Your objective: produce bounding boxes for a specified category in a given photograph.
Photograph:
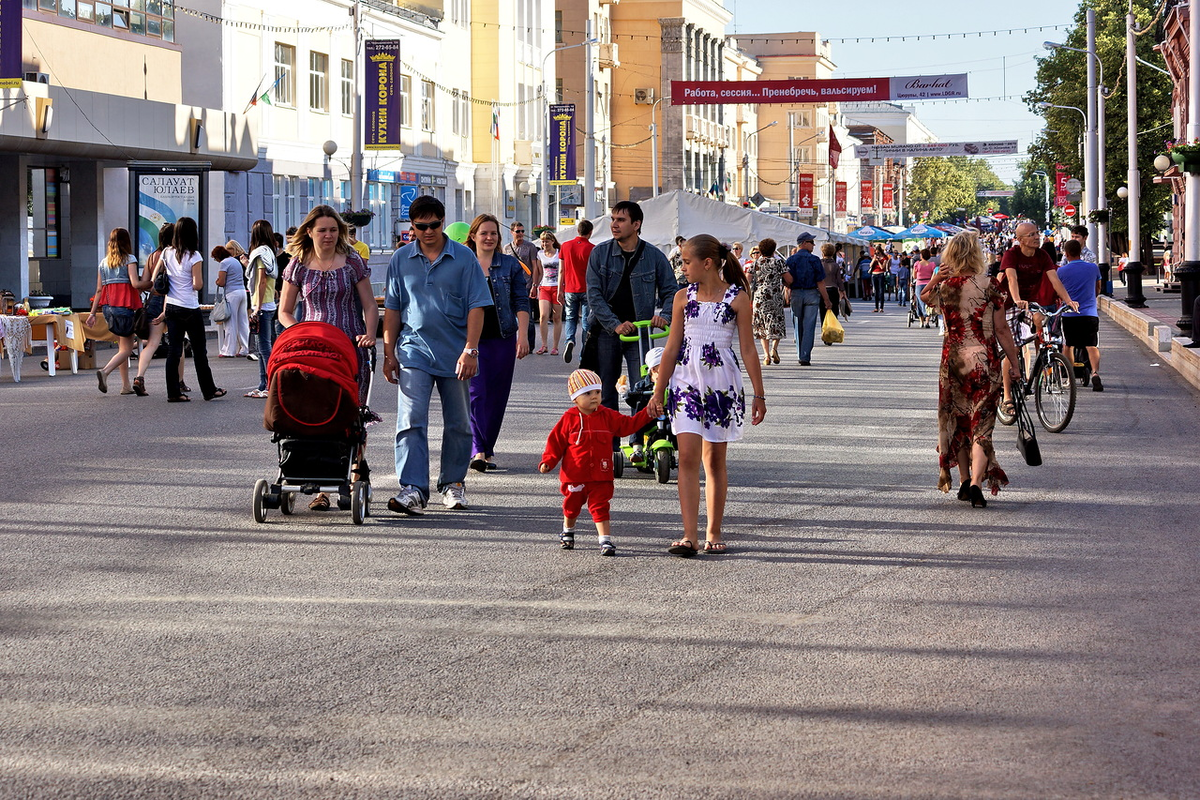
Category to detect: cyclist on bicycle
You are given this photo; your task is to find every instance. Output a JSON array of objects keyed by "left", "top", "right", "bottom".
[
  {"left": 999, "top": 222, "right": 1079, "bottom": 413},
  {"left": 1058, "top": 238, "right": 1104, "bottom": 392}
]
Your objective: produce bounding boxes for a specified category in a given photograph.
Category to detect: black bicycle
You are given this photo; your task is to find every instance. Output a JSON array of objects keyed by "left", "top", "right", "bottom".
[{"left": 996, "top": 303, "right": 1076, "bottom": 433}]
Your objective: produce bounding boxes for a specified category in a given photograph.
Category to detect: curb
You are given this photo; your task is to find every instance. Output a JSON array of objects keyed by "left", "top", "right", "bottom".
[{"left": 1100, "top": 295, "right": 1200, "bottom": 392}]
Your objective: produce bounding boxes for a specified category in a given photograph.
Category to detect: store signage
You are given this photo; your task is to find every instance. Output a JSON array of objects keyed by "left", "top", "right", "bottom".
[
  {"left": 671, "top": 73, "right": 967, "bottom": 105},
  {"left": 861, "top": 179, "right": 874, "bottom": 212},
  {"left": 368, "top": 170, "right": 419, "bottom": 184},
  {"left": 1055, "top": 164, "right": 1069, "bottom": 207},
  {"left": 976, "top": 190, "right": 1015, "bottom": 197},
  {"left": 0, "top": 0, "right": 21, "bottom": 88},
  {"left": 882, "top": 183, "right": 894, "bottom": 212},
  {"left": 417, "top": 174, "right": 448, "bottom": 187},
  {"left": 548, "top": 103, "right": 577, "bottom": 186},
  {"left": 835, "top": 182, "right": 847, "bottom": 216},
  {"left": 798, "top": 174, "right": 814, "bottom": 214},
  {"left": 853, "top": 139, "right": 1016, "bottom": 159},
  {"left": 130, "top": 165, "right": 208, "bottom": 267},
  {"left": 365, "top": 40, "right": 401, "bottom": 150}
]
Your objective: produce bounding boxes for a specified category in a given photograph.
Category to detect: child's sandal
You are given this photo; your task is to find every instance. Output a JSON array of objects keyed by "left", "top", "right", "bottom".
[{"left": 560, "top": 532, "right": 575, "bottom": 550}]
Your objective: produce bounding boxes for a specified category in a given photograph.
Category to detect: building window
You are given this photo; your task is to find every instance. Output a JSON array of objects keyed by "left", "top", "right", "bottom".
[
  {"left": 366, "top": 183, "right": 392, "bottom": 251},
  {"left": 555, "top": 10, "right": 562, "bottom": 43},
  {"left": 28, "top": 168, "right": 60, "bottom": 259},
  {"left": 340, "top": 59, "right": 354, "bottom": 116},
  {"left": 399, "top": 74, "right": 411, "bottom": 127},
  {"left": 421, "top": 79, "right": 434, "bottom": 132},
  {"left": 274, "top": 43, "right": 296, "bottom": 107},
  {"left": 309, "top": 51, "right": 328, "bottom": 112}
]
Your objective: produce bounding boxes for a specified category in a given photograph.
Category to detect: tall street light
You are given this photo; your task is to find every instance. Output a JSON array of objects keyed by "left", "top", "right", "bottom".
[
  {"left": 742, "top": 120, "right": 777, "bottom": 207},
  {"left": 1040, "top": 101, "right": 1088, "bottom": 227},
  {"left": 1045, "top": 30, "right": 1109, "bottom": 286},
  {"left": 1031, "top": 169, "right": 1051, "bottom": 228},
  {"left": 539, "top": 36, "right": 599, "bottom": 228}
]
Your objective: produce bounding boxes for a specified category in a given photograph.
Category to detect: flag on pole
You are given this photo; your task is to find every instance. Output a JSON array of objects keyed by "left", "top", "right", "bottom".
[
  {"left": 828, "top": 126, "right": 842, "bottom": 169},
  {"left": 491, "top": 107, "right": 500, "bottom": 141},
  {"left": 245, "top": 74, "right": 284, "bottom": 114}
]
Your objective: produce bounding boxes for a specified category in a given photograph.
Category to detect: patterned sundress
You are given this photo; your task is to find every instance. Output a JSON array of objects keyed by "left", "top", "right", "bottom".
[
  {"left": 282, "top": 252, "right": 372, "bottom": 405},
  {"left": 666, "top": 283, "right": 745, "bottom": 443}
]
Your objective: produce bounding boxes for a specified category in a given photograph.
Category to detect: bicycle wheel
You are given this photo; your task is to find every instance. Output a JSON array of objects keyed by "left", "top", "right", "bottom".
[
  {"left": 1035, "top": 350, "right": 1076, "bottom": 433},
  {"left": 996, "top": 350, "right": 1024, "bottom": 427}
]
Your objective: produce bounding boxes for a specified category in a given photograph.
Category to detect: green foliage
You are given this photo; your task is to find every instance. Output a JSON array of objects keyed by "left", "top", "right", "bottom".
[
  {"left": 1024, "top": 0, "right": 1173, "bottom": 238},
  {"left": 905, "top": 156, "right": 1009, "bottom": 222}
]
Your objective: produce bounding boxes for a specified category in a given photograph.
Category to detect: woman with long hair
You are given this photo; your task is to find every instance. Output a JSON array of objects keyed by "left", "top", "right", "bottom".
[
  {"left": 86, "top": 227, "right": 146, "bottom": 395},
  {"left": 278, "top": 205, "right": 377, "bottom": 510},
  {"left": 161, "top": 216, "right": 224, "bottom": 402},
  {"left": 464, "top": 213, "right": 530, "bottom": 472},
  {"left": 245, "top": 219, "right": 279, "bottom": 398},
  {"left": 133, "top": 223, "right": 184, "bottom": 396},
  {"left": 920, "top": 231, "right": 1021, "bottom": 508},
  {"left": 750, "top": 237, "right": 785, "bottom": 365},
  {"left": 535, "top": 230, "right": 562, "bottom": 355},
  {"left": 870, "top": 246, "right": 889, "bottom": 312}
]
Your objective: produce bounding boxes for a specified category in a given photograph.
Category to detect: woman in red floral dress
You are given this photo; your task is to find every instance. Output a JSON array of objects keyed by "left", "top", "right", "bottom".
[{"left": 921, "top": 232, "right": 1021, "bottom": 508}]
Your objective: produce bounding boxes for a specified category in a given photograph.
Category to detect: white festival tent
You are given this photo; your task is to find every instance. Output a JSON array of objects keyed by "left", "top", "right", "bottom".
[{"left": 554, "top": 190, "right": 870, "bottom": 252}]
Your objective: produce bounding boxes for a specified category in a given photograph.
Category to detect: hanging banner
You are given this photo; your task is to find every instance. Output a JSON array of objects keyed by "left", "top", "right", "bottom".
[
  {"left": 0, "top": 0, "right": 22, "bottom": 88},
  {"left": 853, "top": 140, "right": 1018, "bottom": 159},
  {"left": 798, "top": 174, "right": 814, "bottom": 214},
  {"left": 860, "top": 180, "right": 874, "bottom": 212},
  {"left": 835, "top": 182, "right": 847, "bottom": 216},
  {"left": 882, "top": 183, "right": 895, "bottom": 212},
  {"left": 1055, "top": 165, "right": 1069, "bottom": 207},
  {"left": 365, "top": 39, "right": 401, "bottom": 150},
  {"left": 670, "top": 74, "right": 968, "bottom": 105},
  {"left": 548, "top": 103, "right": 576, "bottom": 186}
]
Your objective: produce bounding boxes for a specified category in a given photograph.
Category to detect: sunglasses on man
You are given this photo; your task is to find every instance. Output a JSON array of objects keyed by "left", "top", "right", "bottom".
[{"left": 413, "top": 219, "right": 444, "bottom": 232}]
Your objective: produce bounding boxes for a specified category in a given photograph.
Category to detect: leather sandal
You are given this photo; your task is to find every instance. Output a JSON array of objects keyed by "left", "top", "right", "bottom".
[{"left": 668, "top": 539, "right": 698, "bottom": 557}]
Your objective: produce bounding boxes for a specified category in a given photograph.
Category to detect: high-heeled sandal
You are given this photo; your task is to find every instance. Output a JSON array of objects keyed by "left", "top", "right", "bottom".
[
  {"left": 132, "top": 377, "right": 148, "bottom": 397},
  {"left": 969, "top": 485, "right": 987, "bottom": 508},
  {"left": 957, "top": 483, "right": 971, "bottom": 501}
]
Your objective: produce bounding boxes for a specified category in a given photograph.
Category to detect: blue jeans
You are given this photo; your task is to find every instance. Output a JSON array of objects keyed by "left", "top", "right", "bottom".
[
  {"left": 254, "top": 309, "right": 277, "bottom": 391},
  {"left": 792, "top": 288, "right": 821, "bottom": 363},
  {"left": 562, "top": 292, "right": 589, "bottom": 348},
  {"left": 394, "top": 366, "right": 472, "bottom": 503}
]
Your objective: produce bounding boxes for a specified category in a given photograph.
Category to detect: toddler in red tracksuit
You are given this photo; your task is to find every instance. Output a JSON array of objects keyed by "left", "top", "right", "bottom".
[{"left": 540, "top": 369, "right": 650, "bottom": 556}]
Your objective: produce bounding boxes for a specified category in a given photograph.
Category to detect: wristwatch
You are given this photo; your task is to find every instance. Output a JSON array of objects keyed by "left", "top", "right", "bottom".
[{"left": 463, "top": 348, "right": 479, "bottom": 357}]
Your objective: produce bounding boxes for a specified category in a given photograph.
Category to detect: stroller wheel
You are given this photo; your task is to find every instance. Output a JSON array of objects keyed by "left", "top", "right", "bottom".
[
  {"left": 279, "top": 492, "right": 296, "bottom": 515},
  {"left": 252, "top": 479, "right": 269, "bottom": 523},
  {"left": 612, "top": 450, "right": 624, "bottom": 479},
  {"left": 351, "top": 481, "right": 369, "bottom": 525}
]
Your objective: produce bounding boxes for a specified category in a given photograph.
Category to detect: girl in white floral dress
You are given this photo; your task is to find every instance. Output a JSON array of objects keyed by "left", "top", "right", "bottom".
[{"left": 650, "top": 234, "right": 766, "bottom": 557}]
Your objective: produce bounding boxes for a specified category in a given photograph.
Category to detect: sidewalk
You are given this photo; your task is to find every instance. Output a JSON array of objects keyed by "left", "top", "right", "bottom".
[{"left": 1100, "top": 281, "right": 1200, "bottom": 392}]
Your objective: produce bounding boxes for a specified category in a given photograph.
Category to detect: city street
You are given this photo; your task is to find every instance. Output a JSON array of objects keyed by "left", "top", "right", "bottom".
[{"left": 2, "top": 301, "right": 1198, "bottom": 798}]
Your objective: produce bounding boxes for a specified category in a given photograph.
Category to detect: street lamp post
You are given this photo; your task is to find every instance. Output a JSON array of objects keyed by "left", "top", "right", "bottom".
[
  {"left": 1180, "top": 0, "right": 1200, "bottom": 333},
  {"left": 539, "top": 36, "right": 599, "bottom": 228},
  {"left": 1031, "top": 169, "right": 1051, "bottom": 229},
  {"left": 650, "top": 95, "right": 665, "bottom": 198},
  {"left": 742, "top": 120, "right": 777, "bottom": 207},
  {"left": 1121, "top": 9, "right": 1149, "bottom": 307},
  {"left": 1039, "top": 101, "right": 1088, "bottom": 229}
]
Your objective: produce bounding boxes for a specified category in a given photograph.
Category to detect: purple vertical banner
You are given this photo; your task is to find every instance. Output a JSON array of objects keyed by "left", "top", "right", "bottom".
[
  {"left": 364, "top": 39, "right": 400, "bottom": 150},
  {"left": 548, "top": 103, "right": 576, "bottom": 186},
  {"left": 0, "top": 0, "right": 24, "bottom": 89}
]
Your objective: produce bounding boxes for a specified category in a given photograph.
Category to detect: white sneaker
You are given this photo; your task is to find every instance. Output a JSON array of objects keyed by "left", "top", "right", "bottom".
[
  {"left": 387, "top": 486, "right": 425, "bottom": 515},
  {"left": 441, "top": 482, "right": 468, "bottom": 509}
]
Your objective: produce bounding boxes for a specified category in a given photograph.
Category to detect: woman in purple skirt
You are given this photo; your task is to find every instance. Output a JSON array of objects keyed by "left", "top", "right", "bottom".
[
  {"left": 279, "top": 204, "right": 379, "bottom": 510},
  {"left": 465, "top": 213, "right": 530, "bottom": 472}
]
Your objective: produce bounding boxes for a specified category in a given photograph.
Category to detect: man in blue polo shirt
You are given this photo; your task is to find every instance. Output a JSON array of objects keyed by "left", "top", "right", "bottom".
[
  {"left": 1058, "top": 238, "right": 1104, "bottom": 391},
  {"left": 783, "top": 232, "right": 831, "bottom": 366},
  {"left": 383, "top": 195, "right": 494, "bottom": 514}
]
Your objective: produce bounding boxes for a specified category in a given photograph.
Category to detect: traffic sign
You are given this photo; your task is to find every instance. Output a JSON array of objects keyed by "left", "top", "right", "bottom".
[
  {"left": 1065, "top": 178, "right": 1082, "bottom": 193},
  {"left": 1064, "top": 203, "right": 1076, "bottom": 218}
]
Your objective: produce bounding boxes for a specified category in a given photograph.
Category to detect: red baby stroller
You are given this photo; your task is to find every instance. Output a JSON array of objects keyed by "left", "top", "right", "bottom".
[{"left": 251, "top": 321, "right": 372, "bottom": 524}]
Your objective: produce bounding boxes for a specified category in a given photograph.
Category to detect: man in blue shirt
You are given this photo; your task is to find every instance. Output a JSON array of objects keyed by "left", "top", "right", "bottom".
[
  {"left": 1057, "top": 238, "right": 1104, "bottom": 391},
  {"left": 383, "top": 196, "right": 494, "bottom": 513},
  {"left": 783, "top": 232, "right": 831, "bottom": 366}
]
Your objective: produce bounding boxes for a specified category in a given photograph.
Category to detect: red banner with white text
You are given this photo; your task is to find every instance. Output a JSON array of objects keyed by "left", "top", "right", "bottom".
[
  {"left": 798, "top": 174, "right": 814, "bottom": 214},
  {"left": 670, "top": 74, "right": 968, "bottom": 105},
  {"left": 861, "top": 180, "right": 874, "bottom": 212},
  {"left": 835, "top": 182, "right": 847, "bottom": 216},
  {"left": 882, "top": 183, "right": 895, "bottom": 212}
]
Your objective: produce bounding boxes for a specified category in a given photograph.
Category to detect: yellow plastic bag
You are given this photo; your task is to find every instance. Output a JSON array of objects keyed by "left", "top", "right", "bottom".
[{"left": 821, "top": 310, "right": 844, "bottom": 344}]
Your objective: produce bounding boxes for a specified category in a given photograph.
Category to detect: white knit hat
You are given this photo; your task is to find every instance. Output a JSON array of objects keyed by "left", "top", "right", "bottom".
[{"left": 645, "top": 347, "right": 665, "bottom": 369}]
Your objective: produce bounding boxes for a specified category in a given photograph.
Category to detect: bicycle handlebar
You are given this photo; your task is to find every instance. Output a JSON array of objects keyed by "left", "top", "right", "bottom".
[{"left": 1023, "top": 302, "right": 1071, "bottom": 318}]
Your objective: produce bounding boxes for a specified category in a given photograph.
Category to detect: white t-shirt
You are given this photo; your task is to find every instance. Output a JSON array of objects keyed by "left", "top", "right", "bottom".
[
  {"left": 163, "top": 248, "right": 202, "bottom": 309},
  {"left": 538, "top": 250, "right": 560, "bottom": 287}
]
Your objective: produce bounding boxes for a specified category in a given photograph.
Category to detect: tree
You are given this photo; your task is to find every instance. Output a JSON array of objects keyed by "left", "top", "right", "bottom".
[
  {"left": 906, "top": 156, "right": 1009, "bottom": 222},
  {"left": 1024, "top": 0, "right": 1173, "bottom": 244}
]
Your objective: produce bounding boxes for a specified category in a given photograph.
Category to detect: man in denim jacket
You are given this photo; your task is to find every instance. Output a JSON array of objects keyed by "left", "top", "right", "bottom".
[{"left": 584, "top": 200, "right": 677, "bottom": 419}]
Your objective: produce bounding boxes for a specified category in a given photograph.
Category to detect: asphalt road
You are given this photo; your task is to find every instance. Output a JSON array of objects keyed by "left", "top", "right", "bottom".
[{"left": 2, "top": 300, "right": 1198, "bottom": 799}]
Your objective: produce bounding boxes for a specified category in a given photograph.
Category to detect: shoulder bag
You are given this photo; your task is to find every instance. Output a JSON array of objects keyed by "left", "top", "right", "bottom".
[
  {"left": 1013, "top": 381, "right": 1042, "bottom": 467},
  {"left": 151, "top": 256, "right": 170, "bottom": 296},
  {"left": 211, "top": 287, "right": 231, "bottom": 323}
]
